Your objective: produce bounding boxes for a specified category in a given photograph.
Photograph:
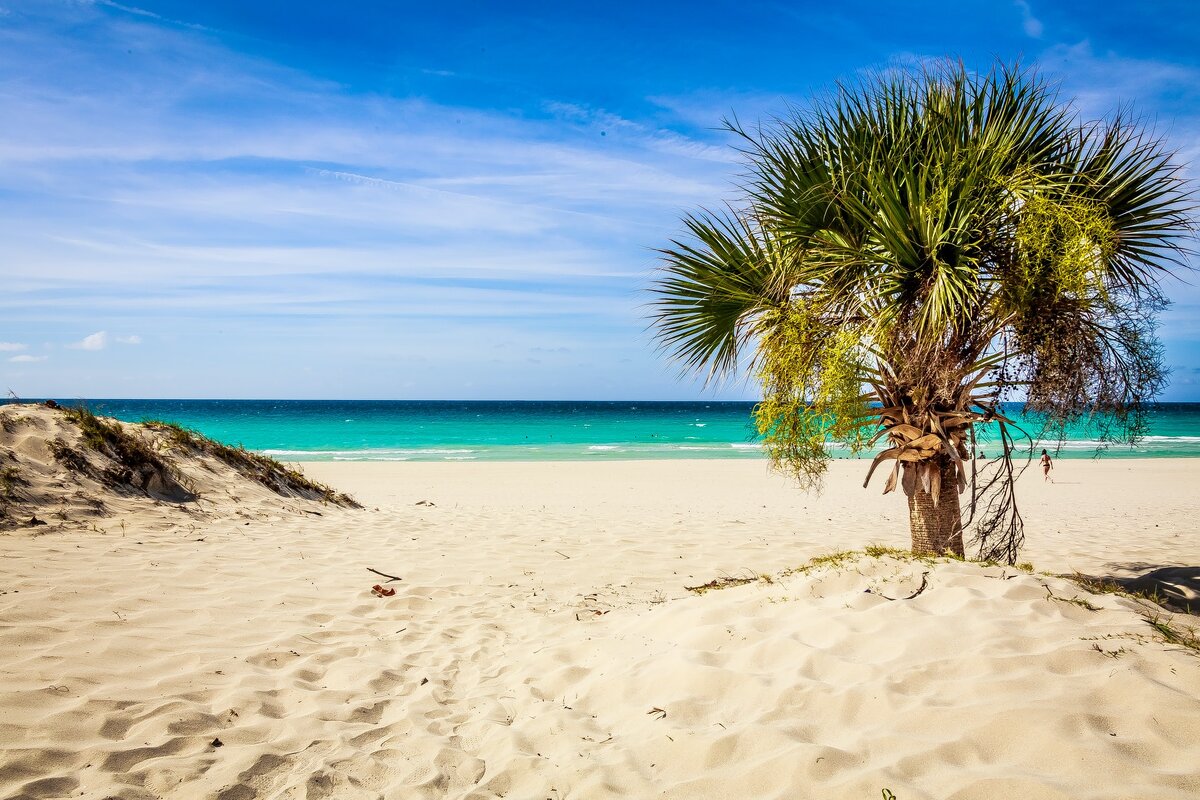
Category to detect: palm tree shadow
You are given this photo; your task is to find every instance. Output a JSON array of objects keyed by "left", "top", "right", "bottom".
[{"left": 1084, "top": 564, "right": 1200, "bottom": 615}]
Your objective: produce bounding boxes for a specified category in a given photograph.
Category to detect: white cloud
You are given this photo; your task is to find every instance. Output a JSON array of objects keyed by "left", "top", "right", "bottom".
[
  {"left": 0, "top": 342, "right": 27, "bottom": 351},
  {"left": 116, "top": 334, "right": 142, "bottom": 344},
  {"left": 69, "top": 331, "right": 109, "bottom": 350},
  {"left": 9, "top": 354, "right": 47, "bottom": 363},
  {"left": 1014, "top": 1, "right": 1044, "bottom": 38}
]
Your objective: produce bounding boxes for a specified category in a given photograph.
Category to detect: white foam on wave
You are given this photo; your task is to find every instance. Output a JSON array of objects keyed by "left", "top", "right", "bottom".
[
  {"left": 263, "top": 448, "right": 475, "bottom": 457},
  {"left": 334, "top": 456, "right": 412, "bottom": 461}
]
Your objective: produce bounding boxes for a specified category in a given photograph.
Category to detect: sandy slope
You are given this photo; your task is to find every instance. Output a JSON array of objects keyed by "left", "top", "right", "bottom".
[{"left": 1, "top": 456, "right": 1198, "bottom": 799}]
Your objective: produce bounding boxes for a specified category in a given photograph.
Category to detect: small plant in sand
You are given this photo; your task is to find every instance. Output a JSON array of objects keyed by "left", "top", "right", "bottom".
[
  {"left": 143, "top": 419, "right": 359, "bottom": 507},
  {"left": 1143, "top": 612, "right": 1200, "bottom": 655},
  {"left": 1066, "top": 572, "right": 1189, "bottom": 612},
  {"left": 0, "top": 465, "right": 23, "bottom": 499},
  {"left": 649, "top": 60, "right": 1193, "bottom": 564},
  {"left": 1091, "top": 643, "right": 1127, "bottom": 659},
  {"left": 1042, "top": 584, "right": 1102, "bottom": 612}
]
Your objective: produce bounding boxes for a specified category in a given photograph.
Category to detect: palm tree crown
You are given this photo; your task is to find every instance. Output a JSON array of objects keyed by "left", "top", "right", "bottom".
[{"left": 650, "top": 62, "right": 1193, "bottom": 561}]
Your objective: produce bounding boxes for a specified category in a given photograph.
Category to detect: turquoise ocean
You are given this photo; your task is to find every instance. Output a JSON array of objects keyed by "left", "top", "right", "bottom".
[{"left": 19, "top": 400, "right": 1200, "bottom": 462}]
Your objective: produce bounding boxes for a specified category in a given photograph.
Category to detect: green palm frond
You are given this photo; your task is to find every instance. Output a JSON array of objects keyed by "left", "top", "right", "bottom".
[{"left": 649, "top": 209, "right": 792, "bottom": 379}]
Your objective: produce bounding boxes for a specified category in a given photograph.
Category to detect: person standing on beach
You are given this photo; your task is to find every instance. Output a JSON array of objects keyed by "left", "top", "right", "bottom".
[{"left": 1040, "top": 449, "right": 1053, "bottom": 482}]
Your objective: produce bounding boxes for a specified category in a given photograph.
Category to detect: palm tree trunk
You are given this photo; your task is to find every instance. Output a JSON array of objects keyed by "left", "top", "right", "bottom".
[{"left": 907, "top": 459, "right": 965, "bottom": 557}]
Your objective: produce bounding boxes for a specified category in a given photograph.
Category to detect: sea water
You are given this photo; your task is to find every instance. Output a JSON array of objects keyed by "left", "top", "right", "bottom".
[{"left": 18, "top": 399, "right": 1200, "bottom": 462}]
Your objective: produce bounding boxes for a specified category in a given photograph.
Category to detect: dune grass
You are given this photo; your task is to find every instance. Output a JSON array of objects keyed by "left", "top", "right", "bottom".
[
  {"left": 143, "top": 419, "right": 359, "bottom": 507},
  {"left": 60, "top": 406, "right": 191, "bottom": 496},
  {"left": 47, "top": 438, "right": 91, "bottom": 474},
  {"left": 0, "top": 464, "right": 25, "bottom": 518},
  {"left": 1069, "top": 572, "right": 1180, "bottom": 609}
]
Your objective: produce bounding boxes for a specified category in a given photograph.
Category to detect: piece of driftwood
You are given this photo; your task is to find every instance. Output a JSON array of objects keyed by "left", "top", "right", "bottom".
[
  {"left": 367, "top": 567, "right": 402, "bottom": 582},
  {"left": 869, "top": 571, "right": 930, "bottom": 601}
]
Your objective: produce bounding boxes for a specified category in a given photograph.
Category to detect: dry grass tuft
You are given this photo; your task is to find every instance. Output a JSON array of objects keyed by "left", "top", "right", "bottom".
[
  {"left": 0, "top": 463, "right": 25, "bottom": 518},
  {"left": 684, "top": 574, "right": 758, "bottom": 595},
  {"left": 60, "top": 406, "right": 194, "bottom": 500},
  {"left": 782, "top": 549, "right": 862, "bottom": 577}
]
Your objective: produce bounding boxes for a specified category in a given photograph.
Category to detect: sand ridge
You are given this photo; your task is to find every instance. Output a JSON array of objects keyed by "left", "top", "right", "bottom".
[{"left": 1, "top": 459, "right": 1198, "bottom": 798}]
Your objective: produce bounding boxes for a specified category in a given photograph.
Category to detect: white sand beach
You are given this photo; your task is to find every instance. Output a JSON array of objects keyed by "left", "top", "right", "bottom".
[
  {"left": 2, "top": 411, "right": 1199, "bottom": 799},
  {"left": 8, "top": 4, "right": 1200, "bottom": 799}
]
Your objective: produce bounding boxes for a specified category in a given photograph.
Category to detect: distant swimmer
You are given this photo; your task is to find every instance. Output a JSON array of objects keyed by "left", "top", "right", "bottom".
[{"left": 1040, "top": 449, "right": 1054, "bottom": 483}]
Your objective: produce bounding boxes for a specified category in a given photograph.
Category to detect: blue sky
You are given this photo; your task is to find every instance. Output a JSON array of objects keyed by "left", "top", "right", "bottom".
[{"left": 1, "top": 0, "right": 1198, "bottom": 400}]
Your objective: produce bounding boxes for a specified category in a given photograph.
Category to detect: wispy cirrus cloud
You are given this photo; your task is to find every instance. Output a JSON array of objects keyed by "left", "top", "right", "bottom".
[
  {"left": 543, "top": 101, "right": 735, "bottom": 163},
  {"left": 1038, "top": 41, "right": 1200, "bottom": 121},
  {"left": 0, "top": 3, "right": 740, "bottom": 399},
  {"left": 1, "top": 0, "right": 1197, "bottom": 399},
  {"left": 9, "top": 354, "right": 46, "bottom": 363},
  {"left": 0, "top": 342, "right": 27, "bottom": 351}
]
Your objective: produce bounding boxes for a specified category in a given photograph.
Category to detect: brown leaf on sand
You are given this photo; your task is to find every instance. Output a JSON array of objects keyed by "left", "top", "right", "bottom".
[
  {"left": 371, "top": 584, "right": 396, "bottom": 597},
  {"left": 647, "top": 707, "right": 667, "bottom": 720}
]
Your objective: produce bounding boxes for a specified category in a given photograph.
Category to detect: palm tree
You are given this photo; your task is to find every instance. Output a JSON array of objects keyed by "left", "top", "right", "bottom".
[{"left": 649, "top": 62, "right": 1193, "bottom": 562}]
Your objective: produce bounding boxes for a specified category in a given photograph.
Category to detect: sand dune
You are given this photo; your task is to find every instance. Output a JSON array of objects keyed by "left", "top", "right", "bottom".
[
  {"left": 1, "top": 447, "right": 1198, "bottom": 798},
  {"left": 0, "top": 404, "right": 355, "bottom": 534}
]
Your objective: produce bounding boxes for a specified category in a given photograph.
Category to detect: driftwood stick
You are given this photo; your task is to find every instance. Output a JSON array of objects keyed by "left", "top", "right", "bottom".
[
  {"left": 871, "top": 571, "right": 929, "bottom": 601},
  {"left": 901, "top": 572, "right": 930, "bottom": 600},
  {"left": 367, "top": 567, "right": 403, "bottom": 583}
]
